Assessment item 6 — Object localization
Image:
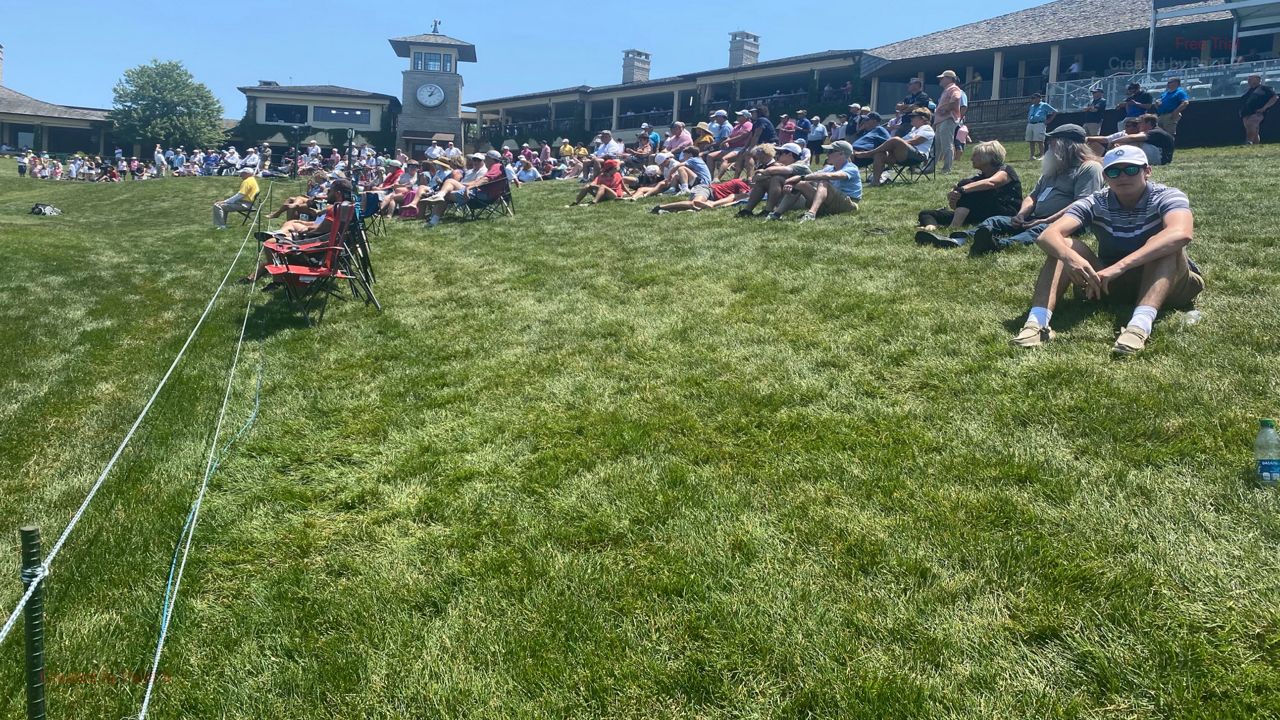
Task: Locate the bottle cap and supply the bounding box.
[1263,419,1276,428]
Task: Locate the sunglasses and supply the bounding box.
[1104,164,1144,178]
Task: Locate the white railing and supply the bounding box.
[1046,58,1280,113]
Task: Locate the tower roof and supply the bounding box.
[388,33,477,62]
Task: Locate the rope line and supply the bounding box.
[0,183,271,650]
[139,181,274,718]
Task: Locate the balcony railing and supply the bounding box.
[617,110,672,130]
[1046,57,1280,113]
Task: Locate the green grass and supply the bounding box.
[0,147,1278,719]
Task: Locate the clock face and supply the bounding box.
[417,84,446,108]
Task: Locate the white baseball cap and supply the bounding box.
[640,122,651,129]
[778,142,804,157]
[1102,145,1149,170]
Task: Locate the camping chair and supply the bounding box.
[889,146,936,185]
[361,191,387,237]
[262,203,379,323]
[463,176,514,220]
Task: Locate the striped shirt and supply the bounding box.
[1064,183,1190,263]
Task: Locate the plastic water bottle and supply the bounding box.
[1257,419,1280,487]
[1182,310,1202,326]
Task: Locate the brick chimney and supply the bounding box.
[0,44,5,86]
[729,32,759,68]
[622,49,651,84]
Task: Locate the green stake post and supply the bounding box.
[19,527,46,720]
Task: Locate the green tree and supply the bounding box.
[108,60,226,150]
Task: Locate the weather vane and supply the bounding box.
[432,19,441,33]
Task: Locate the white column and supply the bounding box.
[991,51,1004,100]
[611,97,619,132]
[869,77,880,112]
[1049,43,1061,83]
[672,90,680,123]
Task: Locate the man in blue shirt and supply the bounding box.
[766,140,860,223]
[1025,92,1057,161]
[1155,77,1190,136]
[794,110,813,145]
[707,110,733,145]
[642,123,662,152]
[850,113,891,167]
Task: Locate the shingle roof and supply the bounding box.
[863,0,1231,65]
[470,49,861,107]
[388,33,477,62]
[0,85,109,122]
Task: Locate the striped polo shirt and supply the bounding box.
[1064,183,1190,264]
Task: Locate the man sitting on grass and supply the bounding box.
[212,167,260,230]
[1012,145,1202,355]
[765,140,860,223]
[567,159,627,206]
[1104,113,1175,167]
[649,176,753,214]
[954,124,1103,254]
[737,143,810,218]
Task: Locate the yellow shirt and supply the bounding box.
[237,176,260,203]
[559,143,574,157]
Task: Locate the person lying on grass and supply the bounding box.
[764,140,861,223]
[622,164,664,193]
[649,177,753,214]
[914,140,1023,247]
[1011,145,1203,356]
[268,170,329,220]
[567,159,627,206]
[737,143,811,218]
[949,125,1103,254]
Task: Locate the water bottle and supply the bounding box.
[1182,310,1202,326]
[1257,419,1280,487]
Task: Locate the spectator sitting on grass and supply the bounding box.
[956,124,1103,254]
[1107,114,1175,166]
[764,140,860,223]
[515,157,543,184]
[1086,116,1143,155]
[663,122,693,155]
[737,143,810,218]
[626,153,681,199]
[914,140,1023,248]
[567,158,627,206]
[212,167,260,230]
[623,164,665,193]
[854,108,934,186]
[1011,145,1203,356]
[650,176,753,214]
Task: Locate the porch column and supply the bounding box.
[39,125,48,152]
[1048,44,1061,83]
[672,90,680,123]
[869,77,880,112]
[549,102,556,129]
[98,126,105,155]
[1135,47,1145,71]
[991,51,1004,100]
[583,102,591,131]
[611,97,619,131]
[1200,37,1212,64]
[1017,60,1027,95]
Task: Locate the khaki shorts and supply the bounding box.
[1101,255,1204,307]
[1158,112,1181,135]
[690,185,714,202]
[1026,122,1047,141]
[819,189,858,217]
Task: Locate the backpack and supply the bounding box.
[30,203,62,216]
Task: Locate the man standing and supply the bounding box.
[958,124,1102,253]
[934,70,963,174]
[1155,78,1190,136]
[1025,93,1057,160]
[1119,82,1154,131]
[154,144,167,177]
[1240,74,1277,145]
[1010,145,1202,355]
[1082,87,1107,136]
[212,167,260,230]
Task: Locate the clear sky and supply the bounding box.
[2,0,1046,116]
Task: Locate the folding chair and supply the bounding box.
[361,191,387,237]
[235,197,259,225]
[262,203,379,324]
[890,147,936,185]
[463,176,515,220]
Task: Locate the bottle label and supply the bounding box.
[1260,459,1280,485]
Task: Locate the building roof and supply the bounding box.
[471,49,861,107]
[863,0,1231,68]
[0,85,110,122]
[238,84,402,111]
[388,33,478,62]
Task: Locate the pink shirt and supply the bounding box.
[725,121,753,148]
[936,84,963,123]
[663,131,692,153]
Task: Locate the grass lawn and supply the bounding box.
[0,146,1278,719]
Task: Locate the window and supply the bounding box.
[424,53,442,71]
[312,106,371,125]
[413,52,425,71]
[413,50,452,73]
[264,103,307,124]
[443,54,453,73]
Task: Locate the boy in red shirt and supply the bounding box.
[649,177,752,214]
[567,159,627,206]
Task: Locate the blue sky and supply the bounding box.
[3,0,1045,116]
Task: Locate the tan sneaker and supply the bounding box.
[1010,322,1055,348]
[1112,325,1150,356]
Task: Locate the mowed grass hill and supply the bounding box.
[0,147,1278,719]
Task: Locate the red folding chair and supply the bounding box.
[262,203,378,323]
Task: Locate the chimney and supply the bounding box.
[0,44,5,86]
[729,32,759,68]
[258,80,280,87]
[622,49,651,84]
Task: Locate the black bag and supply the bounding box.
[30,203,62,216]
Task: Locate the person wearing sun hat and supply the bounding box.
[1010,144,1202,355]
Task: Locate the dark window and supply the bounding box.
[443,54,453,73]
[425,53,442,72]
[413,52,425,71]
[264,103,307,124]
[312,106,371,125]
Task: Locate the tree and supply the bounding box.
[109,60,226,150]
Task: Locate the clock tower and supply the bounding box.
[389,27,476,158]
